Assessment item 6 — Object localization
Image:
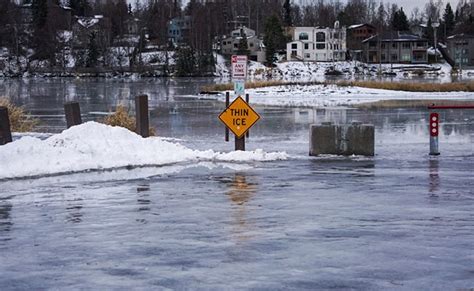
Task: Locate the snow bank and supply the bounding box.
[202,84,474,107]
[0,122,288,179]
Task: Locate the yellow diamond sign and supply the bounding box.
[219,96,260,138]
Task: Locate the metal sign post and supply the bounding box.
[227,55,249,150]
[429,112,440,155]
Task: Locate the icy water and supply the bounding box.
[1,78,474,289]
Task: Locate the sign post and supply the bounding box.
[429,112,440,155]
[219,96,260,151]
[224,55,251,150]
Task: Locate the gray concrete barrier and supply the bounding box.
[309,122,374,156]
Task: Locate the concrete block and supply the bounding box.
[309,122,374,156]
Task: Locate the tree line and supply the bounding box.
[0,0,473,74]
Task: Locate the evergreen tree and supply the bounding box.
[32,0,48,28]
[69,0,90,17]
[175,46,196,76]
[237,29,249,56]
[442,3,455,37]
[283,0,292,27]
[391,8,409,31]
[263,15,286,66]
[86,32,99,67]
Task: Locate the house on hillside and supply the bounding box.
[168,16,192,46]
[347,24,376,61]
[220,27,266,63]
[72,15,111,48]
[362,32,428,64]
[286,22,347,62]
[446,34,474,69]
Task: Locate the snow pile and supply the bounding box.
[204,83,474,107]
[0,122,287,179]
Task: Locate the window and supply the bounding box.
[233,43,238,48]
[222,41,226,45]
[304,43,309,50]
[299,32,309,40]
[381,53,386,61]
[334,32,339,39]
[291,43,297,49]
[316,32,325,42]
[402,42,411,49]
[401,53,411,61]
[249,43,254,47]
[305,53,311,58]
[334,44,338,50]
[316,43,325,49]
[392,43,398,49]
[369,41,377,48]
[391,54,398,61]
[381,43,386,49]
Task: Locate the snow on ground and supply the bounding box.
[0,122,288,180]
[201,84,474,107]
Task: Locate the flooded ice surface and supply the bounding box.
[1,79,474,289]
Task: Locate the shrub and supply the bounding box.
[0,98,39,132]
[102,105,155,136]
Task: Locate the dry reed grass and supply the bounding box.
[202,80,474,93]
[0,98,39,132]
[102,105,156,136]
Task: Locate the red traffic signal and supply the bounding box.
[430,113,439,137]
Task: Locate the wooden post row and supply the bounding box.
[64,102,82,129]
[135,94,149,138]
[0,106,12,145]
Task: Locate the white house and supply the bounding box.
[220,26,266,63]
[286,22,347,62]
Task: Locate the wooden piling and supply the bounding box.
[0,106,12,145]
[64,102,82,129]
[235,136,245,151]
[225,92,230,142]
[135,94,149,138]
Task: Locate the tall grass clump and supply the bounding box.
[0,98,39,132]
[102,105,156,136]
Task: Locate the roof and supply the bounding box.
[348,23,375,30]
[447,33,474,40]
[362,31,427,43]
[77,17,100,29]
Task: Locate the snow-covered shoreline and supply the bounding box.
[0,122,288,180]
[198,83,474,108]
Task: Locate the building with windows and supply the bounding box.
[362,32,428,64]
[220,27,266,63]
[347,24,376,61]
[286,22,347,62]
[446,34,474,69]
[168,16,192,46]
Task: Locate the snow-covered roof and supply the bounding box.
[78,18,100,28]
[447,33,474,40]
[362,32,427,43]
[348,24,364,29]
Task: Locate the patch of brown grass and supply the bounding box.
[201,80,324,92]
[102,105,156,136]
[0,98,39,132]
[202,80,474,93]
[337,80,474,92]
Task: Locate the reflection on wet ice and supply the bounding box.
[0,196,13,244]
[226,173,258,241]
[66,197,83,224]
[429,158,440,197]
